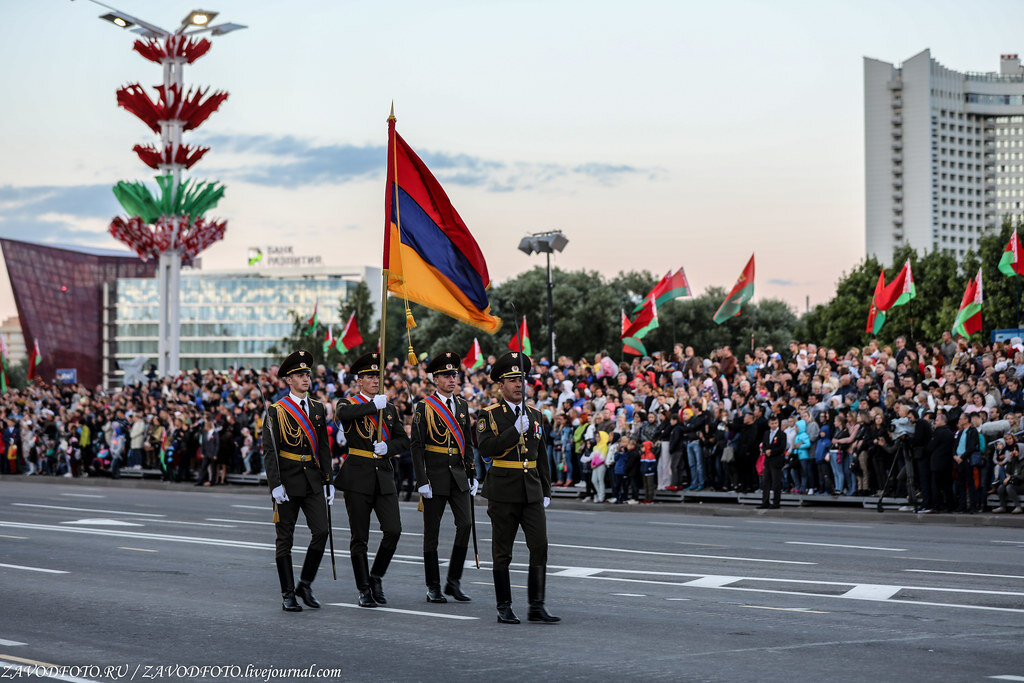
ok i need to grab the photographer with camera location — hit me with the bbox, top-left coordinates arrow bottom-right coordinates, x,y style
992,438 -> 1024,514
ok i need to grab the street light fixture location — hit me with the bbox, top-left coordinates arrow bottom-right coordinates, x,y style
518,230 -> 569,361
81,0 -> 244,379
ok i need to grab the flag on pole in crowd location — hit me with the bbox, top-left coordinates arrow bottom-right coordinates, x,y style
338,312 -> 364,353
304,298 -> 319,336
28,339 -> 42,381
866,270 -> 887,335
878,259 -> 916,310
383,108 -> 501,334
621,309 -> 646,356
633,268 -> 691,313
322,325 -> 336,354
999,229 -> 1024,277
0,335 -> 8,394
952,268 -> 983,337
713,254 -> 755,325
464,338 -> 484,370
508,316 -> 532,355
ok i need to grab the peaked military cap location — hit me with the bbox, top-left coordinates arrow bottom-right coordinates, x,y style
427,352 -> 462,376
279,350 -> 313,377
490,351 -> 532,382
351,352 -> 381,375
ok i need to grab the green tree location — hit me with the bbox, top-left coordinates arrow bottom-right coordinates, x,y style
338,279 -> 375,357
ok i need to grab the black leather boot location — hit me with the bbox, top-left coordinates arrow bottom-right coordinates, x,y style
350,553 -> 377,608
369,545 -> 396,605
295,546 -> 324,608
493,566 -> 519,624
444,545 -> 471,601
276,555 -> 302,612
424,550 -> 447,603
527,565 -> 560,623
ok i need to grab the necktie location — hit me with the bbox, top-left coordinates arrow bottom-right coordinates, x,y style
515,406 -> 521,418
301,399 -> 308,416
447,398 -> 454,415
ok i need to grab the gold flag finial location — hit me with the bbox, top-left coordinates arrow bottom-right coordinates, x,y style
387,101 -> 396,122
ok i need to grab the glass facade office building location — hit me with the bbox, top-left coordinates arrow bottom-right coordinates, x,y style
105,266 -> 379,381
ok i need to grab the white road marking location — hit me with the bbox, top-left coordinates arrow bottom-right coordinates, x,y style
745,605 -> 829,614
327,603 -> 478,620
841,584 -> 901,600
665,598 -> 691,601
147,520 -> 236,528
785,541 -> 906,552
0,639 -> 25,646
118,547 -> 157,553
905,569 -> 1024,580
550,567 -> 602,578
649,521 -> 736,529
612,593 -> 646,597
989,676 -> 1024,681
12,503 -> 164,518
0,562 -> 68,574
207,518 -> 273,525
538,542 -> 816,565
0,534 -> 27,539
745,520 -> 874,529
59,493 -> 105,499
231,505 -> 268,510
681,576 -> 742,588
991,540 -> 1024,545
0,659 -> 102,683
61,519 -> 144,527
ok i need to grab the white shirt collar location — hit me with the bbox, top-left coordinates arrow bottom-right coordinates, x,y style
436,391 -> 454,404
506,399 -> 523,413
360,393 -> 374,402
289,392 -> 307,405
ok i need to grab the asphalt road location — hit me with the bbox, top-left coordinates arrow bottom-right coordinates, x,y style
1,479 -> 1022,682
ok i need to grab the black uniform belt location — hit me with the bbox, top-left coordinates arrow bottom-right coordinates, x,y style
349,447 -> 384,460
491,459 -> 536,470
279,450 -> 313,462
425,444 -> 462,455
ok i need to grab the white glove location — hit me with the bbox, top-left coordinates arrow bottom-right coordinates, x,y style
373,440 -> 388,456
325,484 -> 335,506
543,497 -> 550,508
373,394 -> 387,410
271,485 -> 289,504
514,414 -> 530,434
469,479 -> 479,496
418,483 -> 433,499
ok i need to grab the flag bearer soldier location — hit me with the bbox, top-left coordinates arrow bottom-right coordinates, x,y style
335,352 -> 409,608
411,351 -> 478,604
263,350 -> 334,612
478,352 -> 560,624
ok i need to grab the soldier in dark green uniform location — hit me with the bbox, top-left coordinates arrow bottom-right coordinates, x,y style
411,351 -> 477,604
335,352 -> 409,608
478,352 -> 560,624
263,350 -> 334,613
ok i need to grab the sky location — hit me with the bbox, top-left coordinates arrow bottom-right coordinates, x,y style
2,0 -> 1023,323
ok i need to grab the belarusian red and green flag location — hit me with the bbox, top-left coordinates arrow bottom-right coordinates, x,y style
878,259 -> 916,310
952,268 -> 983,338
0,335 -> 8,393
28,339 -> 42,381
463,338 -> 484,370
999,229 -> 1024,277
713,254 -> 755,325
633,267 -> 691,313
322,325 -> 336,354
866,270 -> 887,335
508,316 -> 532,356
304,298 -> 319,336
338,312 -> 363,353
621,309 -> 646,356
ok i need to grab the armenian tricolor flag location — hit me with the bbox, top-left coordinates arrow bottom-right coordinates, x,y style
383,108 -> 501,334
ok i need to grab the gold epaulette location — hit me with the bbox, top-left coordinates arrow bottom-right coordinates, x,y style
483,404 -> 503,412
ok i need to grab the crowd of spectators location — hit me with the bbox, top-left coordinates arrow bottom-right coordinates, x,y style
2,334 -> 1023,514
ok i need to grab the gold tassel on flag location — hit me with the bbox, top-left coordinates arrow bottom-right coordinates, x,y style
272,501 -> 279,523
417,495 -> 424,512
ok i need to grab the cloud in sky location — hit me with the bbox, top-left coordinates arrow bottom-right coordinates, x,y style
199,133 -> 654,192
0,184 -> 120,246
768,278 -> 816,287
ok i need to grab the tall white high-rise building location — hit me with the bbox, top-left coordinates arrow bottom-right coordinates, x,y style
865,49 -> 1024,263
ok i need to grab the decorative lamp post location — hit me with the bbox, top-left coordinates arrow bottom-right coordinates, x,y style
517,230 -> 569,361
85,2 -> 245,376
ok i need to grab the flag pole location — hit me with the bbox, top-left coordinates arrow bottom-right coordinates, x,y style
1016,274 -> 1020,331
377,104 -> 400,441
